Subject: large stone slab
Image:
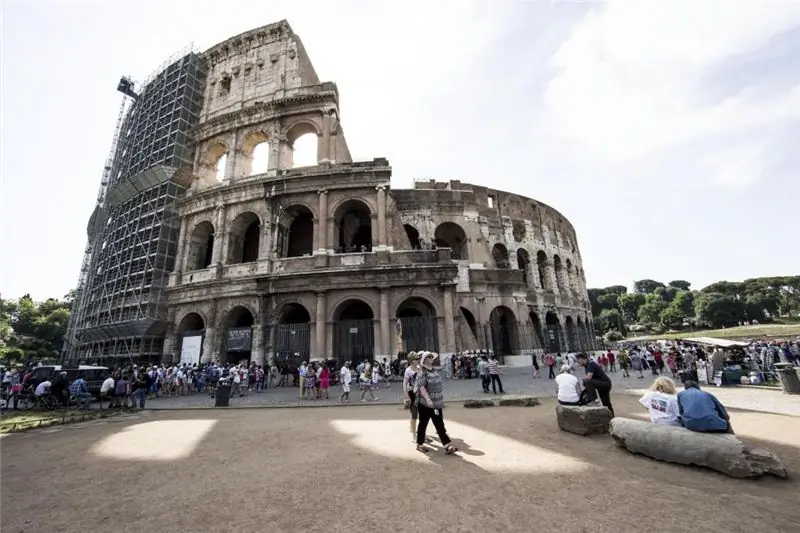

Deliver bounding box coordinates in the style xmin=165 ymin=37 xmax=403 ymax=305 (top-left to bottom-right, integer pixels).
xmin=609 ymin=417 xmax=787 ymax=479
xmin=497 ymin=395 xmax=540 ymax=407
xmin=556 ymin=404 xmax=612 ymax=435
xmin=463 ymin=399 xmax=495 ymax=408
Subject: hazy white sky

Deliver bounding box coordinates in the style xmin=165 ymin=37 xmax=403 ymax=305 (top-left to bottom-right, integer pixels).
xmin=2 ymin=0 xmax=799 ymax=300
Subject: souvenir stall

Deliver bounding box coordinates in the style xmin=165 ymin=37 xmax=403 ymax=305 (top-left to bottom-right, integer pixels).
xmin=684 ymin=337 xmax=751 ymax=386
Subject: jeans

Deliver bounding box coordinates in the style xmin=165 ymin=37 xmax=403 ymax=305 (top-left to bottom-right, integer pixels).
xmin=416 ymin=405 xmax=452 ymax=446
xmin=548 ymin=365 xmax=555 ymax=379
xmin=480 ymin=375 xmax=490 ymax=392
xmin=131 ymin=388 xmax=146 ymax=408
xmin=490 ymin=374 xmax=504 ymax=394
xmin=583 ymin=379 xmax=614 ymax=416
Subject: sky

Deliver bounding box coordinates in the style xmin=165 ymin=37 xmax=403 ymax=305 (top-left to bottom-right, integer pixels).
xmin=1 ymin=0 xmax=799 ymax=301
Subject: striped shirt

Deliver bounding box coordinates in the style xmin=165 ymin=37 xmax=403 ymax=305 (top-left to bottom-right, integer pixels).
xmin=414 ymin=369 xmax=445 ymax=409
xmin=488 ymin=360 xmax=499 ymax=375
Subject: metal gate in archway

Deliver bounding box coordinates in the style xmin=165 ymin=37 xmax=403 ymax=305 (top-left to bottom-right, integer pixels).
xmin=333 ymin=318 xmax=374 ymax=364
xmin=274 ymin=322 xmax=311 ymax=362
xmin=398 ymin=316 xmax=438 ymax=353
xmin=544 ymin=325 xmax=562 ymax=353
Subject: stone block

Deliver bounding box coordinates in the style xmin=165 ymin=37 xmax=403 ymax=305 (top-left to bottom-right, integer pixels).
xmin=497 ymin=395 xmax=540 ymax=407
xmin=463 ymin=398 xmax=495 ymax=408
xmin=609 ymin=417 xmax=787 ymax=479
xmin=556 ymin=404 xmax=612 ymax=435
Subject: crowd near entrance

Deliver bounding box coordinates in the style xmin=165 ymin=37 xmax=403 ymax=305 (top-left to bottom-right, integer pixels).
xmin=333 ymin=300 xmax=374 ymax=364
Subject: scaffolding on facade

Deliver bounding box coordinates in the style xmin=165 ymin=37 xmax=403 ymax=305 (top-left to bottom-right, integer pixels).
xmin=63 ymin=50 xmax=207 ymax=365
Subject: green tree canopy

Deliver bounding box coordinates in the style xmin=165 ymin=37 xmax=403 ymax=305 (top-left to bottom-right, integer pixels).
xmin=633 ymin=279 xmax=666 ymax=294
xmin=668 ymin=280 xmax=691 ymax=291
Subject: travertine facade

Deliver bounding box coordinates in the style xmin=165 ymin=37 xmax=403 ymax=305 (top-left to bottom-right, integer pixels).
xmin=164 ymin=21 xmax=594 ymax=367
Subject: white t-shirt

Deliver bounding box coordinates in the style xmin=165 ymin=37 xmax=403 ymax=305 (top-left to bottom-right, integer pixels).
xmin=404 ymin=366 xmax=418 ymax=392
xmin=35 ymin=381 xmax=51 ymax=396
xmin=638 ymin=391 xmax=681 ymax=426
xmin=555 ymin=373 xmax=580 ymax=403
xmin=340 ymin=366 xmax=351 ymax=385
xmin=100 ymin=377 xmax=115 ymax=394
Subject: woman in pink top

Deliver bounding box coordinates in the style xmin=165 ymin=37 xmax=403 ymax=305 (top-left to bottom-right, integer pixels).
xmin=318 ymin=365 xmax=330 ymax=399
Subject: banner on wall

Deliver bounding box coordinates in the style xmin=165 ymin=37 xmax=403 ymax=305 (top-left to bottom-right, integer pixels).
xmin=181 ymin=335 xmax=203 ymax=366
xmin=227 ymin=327 xmax=253 ymax=352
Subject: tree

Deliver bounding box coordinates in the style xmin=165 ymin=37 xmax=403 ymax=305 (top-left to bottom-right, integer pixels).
xmin=660 ymin=306 xmax=685 ymax=330
xmin=668 ymin=280 xmax=691 ymax=291
xmin=633 ymin=279 xmax=666 ymax=294
xmin=604 ymin=285 xmax=628 ymax=296
xmin=0 ymin=294 xmax=71 ymax=365
xmin=694 ymin=292 xmax=745 ymax=328
xmin=670 ymin=290 xmax=695 ymax=319
xmin=654 ymin=285 xmax=678 ymax=303
xmin=637 ymin=294 xmax=668 ymax=325
xmin=598 ymin=308 xmax=625 ymax=335
xmin=604 ymin=330 xmax=624 ymax=342
xmin=617 ymin=293 xmax=646 ymax=322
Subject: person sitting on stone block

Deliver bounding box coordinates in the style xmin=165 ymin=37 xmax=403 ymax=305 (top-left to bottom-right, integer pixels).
xmin=638 ymin=377 xmax=681 ymax=427
xmin=555 ymin=364 xmax=584 ymax=406
xmin=677 ymin=380 xmax=734 ymax=434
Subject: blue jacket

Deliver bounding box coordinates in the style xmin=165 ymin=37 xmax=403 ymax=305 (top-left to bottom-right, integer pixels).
xmin=677 ymin=387 xmax=729 ymax=432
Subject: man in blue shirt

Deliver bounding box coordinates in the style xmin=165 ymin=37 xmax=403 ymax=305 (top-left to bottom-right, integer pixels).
xmin=677 ymin=381 xmax=734 ymax=434
xmin=68 ymin=373 xmax=93 ymax=410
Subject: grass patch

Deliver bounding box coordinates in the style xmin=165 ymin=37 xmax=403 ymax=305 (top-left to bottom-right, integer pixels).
xmin=0 ymin=408 xmax=128 ymax=434
xmin=628 ymin=323 xmax=800 ymax=342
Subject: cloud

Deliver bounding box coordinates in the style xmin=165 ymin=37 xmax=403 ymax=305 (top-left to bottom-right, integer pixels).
xmin=542 ymin=0 xmax=800 ymax=187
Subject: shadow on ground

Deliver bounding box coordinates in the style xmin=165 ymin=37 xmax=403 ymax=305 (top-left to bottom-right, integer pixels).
xmin=1 ymin=396 xmax=797 ymax=533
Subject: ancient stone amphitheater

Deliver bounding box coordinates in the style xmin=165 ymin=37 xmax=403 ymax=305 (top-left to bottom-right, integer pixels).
xmin=165 ymin=21 xmax=595 ymax=367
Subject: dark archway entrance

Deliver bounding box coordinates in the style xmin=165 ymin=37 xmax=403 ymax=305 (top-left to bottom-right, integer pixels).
xmin=403 ymin=224 xmax=420 ymax=249
xmin=489 ymin=306 xmax=518 ymax=360
xmin=228 ymin=212 xmax=261 ymax=264
xmin=527 ymin=309 xmax=545 ymax=350
xmin=433 ymin=222 xmax=468 ymax=260
xmin=187 ymin=222 xmax=214 ymax=271
xmin=274 ymin=303 xmax=311 ymax=364
xmin=333 ymin=300 xmax=374 ymax=364
xmin=177 ymin=312 xmax=205 ymax=365
xmin=396 ymin=297 xmax=438 ymax=353
xmin=544 ymin=312 xmax=562 ymax=353
xmin=279 ymin=206 xmax=314 ymax=258
xmin=565 ymin=316 xmax=577 ymax=352
xmin=223 ymin=306 xmax=255 ymax=364
xmin=335 ymin=200 xmax=372 ymax=253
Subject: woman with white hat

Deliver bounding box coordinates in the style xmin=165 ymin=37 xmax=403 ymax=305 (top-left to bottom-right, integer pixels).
xmin=414 ymin=352 xmax=458 ymax=454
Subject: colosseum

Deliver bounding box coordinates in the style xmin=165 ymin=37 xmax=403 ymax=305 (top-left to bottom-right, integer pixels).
xmin=164 ymin=20 xmax=595 ymax=367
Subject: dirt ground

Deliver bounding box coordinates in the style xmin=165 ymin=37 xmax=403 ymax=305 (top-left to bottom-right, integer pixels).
xmin=1 ymin=396 xmax=798 ymax=533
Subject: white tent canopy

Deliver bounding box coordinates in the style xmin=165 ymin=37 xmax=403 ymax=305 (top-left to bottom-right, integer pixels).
xmin=682 ymin=337 xmax=750 ymax=348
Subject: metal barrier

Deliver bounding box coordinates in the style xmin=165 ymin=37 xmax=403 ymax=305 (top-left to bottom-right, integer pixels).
xmin=333 ymin=319 xmax=374 ymax=364
xmin=273 ymin=322 xmax=311 ymax=361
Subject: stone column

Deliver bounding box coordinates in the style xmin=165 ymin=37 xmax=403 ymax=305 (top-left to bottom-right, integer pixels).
xmin=319 ymin=112 xmax=331 ymax=163
xmin=251 ymin=325 xmax=264 ymax=366
xmin=315 ymin=291 xmax=326 ymax=359
xmin=442 ymin=286 xmax=456 ymax=355
xmin=547 ymin=260 xmax=559 ymax=294
xmin=202 ymin=304 xmax=219 ymax=363
xmin=379 ymin=289 xmax=390 ymax=359
xmin=327 ymin=215 xmax=336 ymax=252
xmin=376 ymin=185 xmax=387 ymax=248
xmin=212 ymin=206 xmax=226 ymax=264
xmin=259 ymin=206 xmax=272 ymax=261
xmin=174 ymin=216 xmax=188 ymax=274
xmin=317 ymin=189 xmax=328 ymax=253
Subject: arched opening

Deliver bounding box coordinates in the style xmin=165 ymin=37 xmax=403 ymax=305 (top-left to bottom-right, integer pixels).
xmin=251 ymin=143 xmax=270 ymax=175
xmin=433 ymin=222 xmax=468 ymax=260
xmin=553 ymin=255 xmax=565 ymax=291
xmin=544 ymin=312 xmax=562 ymax=353
xmin=528 ymin=309 xmax=545 ymax=350
xmin=565 ymin=258 xmax=575 ymax=292
xmin=492 ymin=243 xmax=510 ymax=268
xmin=227 ymin=212 xmax=261 ymax=264
xmin=404 ymin=224 xmax=420 ymax=249
xmin=177 ymin=312 xmax=205 ymax=366
xmin=576 ymin=317 xmax=587 ymax=351
xmin=517 ymin=248 xmax=531 ymax=287
xmin=222 ymin=306 xmax=255 ymax=364
xmin=489 ymin=306 xmax=518 ymax=359
xmin=565 ymin=315 xmax=577 ymax=352
xmin=333 ymin=299 xmax=375 ymax=364
xmin=277 ymin=205 xmax=314 ymax=258
xmin=282 ymin=122 xmax=319 ymax=169
xmin=239 ymin=131 xmax=270 ymax=176
xmin=396 ymin=297 xmax=439 ymax=353
xmin=202 ymin=143 xmax=228 ymax=183
xmin=274 ymin=303 xmax=311 ymax=363
xmin=459 ymin=307 xmax=478 ymax=339
xmin=536 ymin=251 xmax=549 ymax=291
xmin=186 ymin=221 xmax=215 ymax=271
xmin=335 ymin=200 xmax=372 ymax=253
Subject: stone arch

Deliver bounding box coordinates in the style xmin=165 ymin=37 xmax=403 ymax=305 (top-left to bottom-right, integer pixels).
xmin=200 ymin=142 xmax=229 ymax=182
xmin=221 ymin=305 xmax=255 ymax=364
xmin=332 ymin=298 xmax=375 ymax=363
xmin=489 ymin=305 xmax=518 ymax=357
xmin=396 ymin=296 xmax=439 ymax=353
xmin=433 ymin=222 xmax=468 ymax=260
xmin=527 ymin=308 xmax=545 ymax=350
xmin=564 ymin=315 xmax=577 ymax=352
xmin=553 ymin=254 xmax=565 ymax=291
xmin=458 ymin=306 xmax=479 ymax=349
xmin=186 ymin=220 xmax=215 ymax=271
xmin=403 ymin=224 xmax=420 ymax=249
xmin=576 ymin=316 xmax=588 ymax=351
xmin=274 ymin=302 xmax=311 ymax=361
xmin=492 ymin=243 xmax=510 ymax=268
xmin=238 ymin=130 xmax=270 ymax=176
xmin=544 ymin=311 xmax=562 ymax=353
xmin=334 ymin=199 xmax=372 ymax=252
xmin=176 ymin=311 xmax=206 ymax=334
xmin=283 ymin=120 xmax=321 ymax=168
xmin=517 ymin=248 xmax=532 ymax=287
xmin=565 ymin=258 xmax=575 ymax=292
xmin=536 ymin=250 xmax=550 ymax=291
xmin=277 ymin=204 xmax=315 ymax=258
xmin=227 ymin=211 xmax=261 ymax=264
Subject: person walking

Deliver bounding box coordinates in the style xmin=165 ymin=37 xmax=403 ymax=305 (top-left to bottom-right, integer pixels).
xmin=545 ymin=353 xmax=557 ymax=379
xmin=477 ymin=355 xmax=490 ymax=393
xmin=403 ymin=352 xmax=421 ymax=441
xmin=488 ymin=354 xmax=504 ymax=394
xmin=339 ymin=361 xmax=352 ymax=403
xmin=414 ymin=352 xmax=458 ymax=455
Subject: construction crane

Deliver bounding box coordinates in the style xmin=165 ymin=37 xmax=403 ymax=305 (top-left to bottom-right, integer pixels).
xmin=61 ymin=78 xmax=137 ymax=362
